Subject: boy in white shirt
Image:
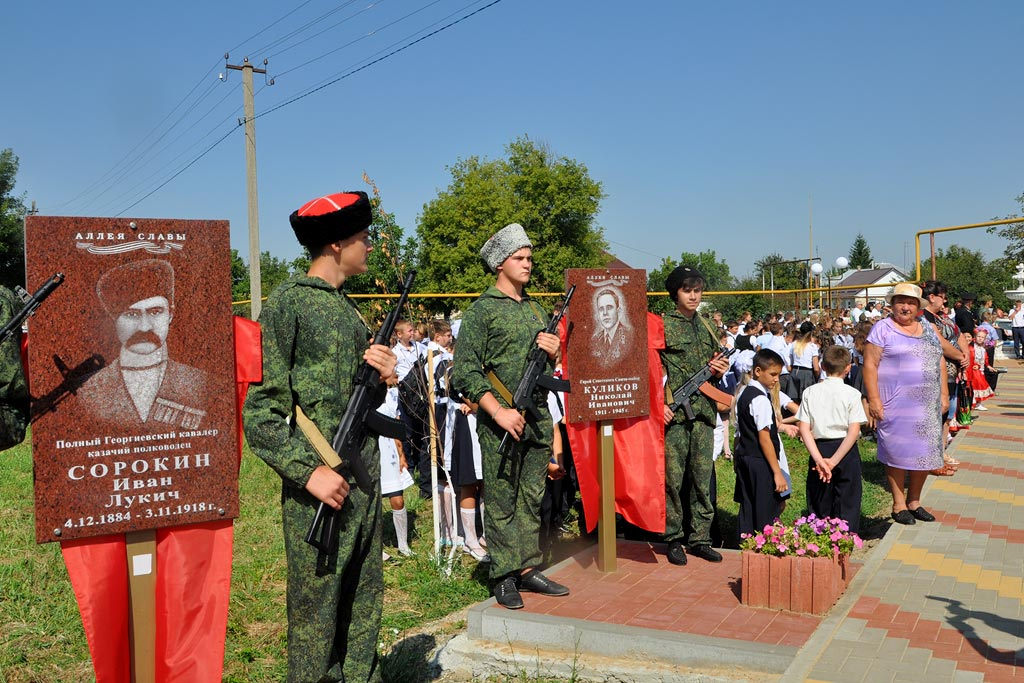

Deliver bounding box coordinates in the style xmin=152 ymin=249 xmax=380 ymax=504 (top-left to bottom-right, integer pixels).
xmin=797 ymin=346 xmax=867 ymax=533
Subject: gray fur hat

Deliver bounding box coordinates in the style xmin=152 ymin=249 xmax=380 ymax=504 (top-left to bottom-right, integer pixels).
xmin=479 ymin=223 xmax=533 ymax=273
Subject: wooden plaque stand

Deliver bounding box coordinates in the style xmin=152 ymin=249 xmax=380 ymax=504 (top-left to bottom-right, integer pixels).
xmin=126 ymin=529 xmax=157 ymax=683
xmin=596 ymin=420 xmax=616 ymax=573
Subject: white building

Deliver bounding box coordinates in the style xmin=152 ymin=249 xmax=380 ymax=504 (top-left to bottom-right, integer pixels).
xmin=832 ymin=265 xmax=910 ymax=310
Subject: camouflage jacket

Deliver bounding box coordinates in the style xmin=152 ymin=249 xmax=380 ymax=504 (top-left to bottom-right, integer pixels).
xmin=243 ymin=275 xmax=379 ymax=489
xmin=452 ymin=285 xmax=552 ymax=441
xmin=0 ymin=286 xmax=28 ymax=451
xmin=661 ymin=310 xmax=719 ymax=427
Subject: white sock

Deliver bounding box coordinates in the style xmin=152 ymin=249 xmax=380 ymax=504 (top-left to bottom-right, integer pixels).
xmin=392 ymin=508 xmax=411 ymax=555
xmin=460 ymin=507 xmax=481 ymax=550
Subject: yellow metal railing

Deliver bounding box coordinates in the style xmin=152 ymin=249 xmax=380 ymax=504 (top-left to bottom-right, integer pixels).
xmin=915 ymin=217 xmax=1020 ymax=281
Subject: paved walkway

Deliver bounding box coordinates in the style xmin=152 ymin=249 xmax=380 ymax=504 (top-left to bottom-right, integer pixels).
xmin=784 ymin=368 xmax=1024 ymax=683
xmin=440 ymin=369 xmax=1024 ymax=682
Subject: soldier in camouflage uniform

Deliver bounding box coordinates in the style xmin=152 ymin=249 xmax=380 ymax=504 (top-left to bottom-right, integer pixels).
xmin=243 ymin=191 xmax=397 ymax=683
xmin=0 ymin=286 xmax=29 ymax=451
xmin=452 ymin=223 xmax=570 ymax=610
xmin=660 ymin=266 xmax=730 ymax=566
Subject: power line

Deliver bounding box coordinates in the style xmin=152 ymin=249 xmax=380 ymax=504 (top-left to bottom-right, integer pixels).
xmin=62 ymin=1 xmax=332 ymax=212
xmin=606 ymin=239 xmax=668 ymax=262
xmin=267 ymin=1 xmax=389 ymax=63
xmin=227 ymin=0 xmax=316 ymax=54
xmin=97 ymin=84 xmax=248 ymax=216
xmin=272 ymin=0 xmax=441 ymax=80
xmin=257 ymin=0 xmax=505 ymax=121
xmin=114 ymin=126 xmax=239 ymax=217
xmin=248 ymin=0 xmax=363 ymax=57
xmin=55 ymin=57 xmax=224 ymax=210
xmin=74 ymin=77 xmax=227 ymax=214
xmin=108 ymin=0 xmax=506 ymax=215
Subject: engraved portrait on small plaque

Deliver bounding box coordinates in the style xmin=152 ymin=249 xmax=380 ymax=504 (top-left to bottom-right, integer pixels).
xmin=565 ymin=269 xmax=650 ymax=423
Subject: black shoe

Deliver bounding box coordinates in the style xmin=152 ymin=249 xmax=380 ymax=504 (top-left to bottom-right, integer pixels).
xmin=518 ymin=570 xmax=569 ymax=596
xmin=667 ymin=541 xmax=688 ymax=565
xmin=891 ymin=510 xmax=916 ymax=525
xmin=909 ymin=506 xmax=936 ymax=522
xmin=494 ymin=576 xmax=524 ymax=609
xmin=688 ymin=544 xmax=723 ymax=563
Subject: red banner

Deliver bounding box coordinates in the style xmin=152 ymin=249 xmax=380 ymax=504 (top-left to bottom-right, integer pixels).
xmin=565 ymin=312 xmax=666 ymax=533
xmin=59 ymin=316 xmax=260 ymax=682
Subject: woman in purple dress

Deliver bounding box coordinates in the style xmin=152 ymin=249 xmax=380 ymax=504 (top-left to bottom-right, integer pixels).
xmin=863 ymin=283 xmax=947 ymax=525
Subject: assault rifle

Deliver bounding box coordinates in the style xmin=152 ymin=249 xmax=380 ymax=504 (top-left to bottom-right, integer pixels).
xmin=305 ymin=272 xmax=415 ymax=555
xmin=496 ymin=284 xmax=576 ymax=457
xmin=0 ymin=273 xmax=65 ymax=346
xmin=668 ymin=347 xmax=738 ymax=421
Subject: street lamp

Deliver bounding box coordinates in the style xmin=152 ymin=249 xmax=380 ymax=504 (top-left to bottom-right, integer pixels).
xmin=813 ymin=257 xmax=850 ymax=311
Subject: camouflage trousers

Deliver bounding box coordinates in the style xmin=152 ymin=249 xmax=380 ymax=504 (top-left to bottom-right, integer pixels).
xmin=663 ymin=419 xmax=715 ymax=546
xmin=281 ymin=482 xmax=383 ymax=683
xmin=478 ymin=422 xmax=551 ymax=581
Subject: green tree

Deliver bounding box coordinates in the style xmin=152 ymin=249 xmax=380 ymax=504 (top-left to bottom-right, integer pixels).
xmin=755 ymin=253 xmax=806 ymax=292
xmin=989 ymin=190 xmax=1024 ymax=263
xmin=647 ymin=250 xmax=733 ymax=314
xmin=847 ymin=233 xmax=872 ymax=269
xmin=919 ymin=244 xmax=1014 ymax=311
xmin=230 ymin=250 xmax=297 ymax=318
xmin=0 ymin=149 xmax=27 ymax=289
xmin=416 ymin=136 xmax=608 ymax=313
xmin=341 ymin=177 xmax=419 ymax=325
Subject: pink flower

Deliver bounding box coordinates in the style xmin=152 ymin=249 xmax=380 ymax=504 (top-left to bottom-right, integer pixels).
xmin=778 ymin=544 xmax=788 ymax=553
xmin=807 ymin=543 xmax=819 ymax=554
xmin=795 ymin=548 xmax=806 ymax=556
xmin=854 ymin=536 xmax=864 ymax=549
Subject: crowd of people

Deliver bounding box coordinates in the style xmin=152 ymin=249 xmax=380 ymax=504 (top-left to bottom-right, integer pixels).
xmin=3 ymin=191 xmax=1018 ymax=682
xmin=239 ymin=192 xmax=1016 ymax=680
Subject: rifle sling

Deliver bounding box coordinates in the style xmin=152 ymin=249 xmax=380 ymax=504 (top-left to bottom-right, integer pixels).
xmin=294 ymin=405 xmax=343 ymax=469
xmin=486 ymin=370 xmax=515 ymax=407
xmin=484 ymin=296 xmax=550 ymax=409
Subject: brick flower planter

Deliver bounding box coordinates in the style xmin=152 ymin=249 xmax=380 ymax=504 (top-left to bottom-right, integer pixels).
xmin=740 ymin=551 xmax=848 ymax=615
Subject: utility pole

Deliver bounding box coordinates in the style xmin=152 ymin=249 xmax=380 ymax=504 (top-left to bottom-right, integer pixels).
xmin=225 ymin=55 xmax=269 ymax=320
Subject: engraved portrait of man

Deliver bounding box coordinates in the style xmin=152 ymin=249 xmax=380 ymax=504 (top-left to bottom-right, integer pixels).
xmin=591 ymin=286 xmax=633 ymax=369
xmin=77 ymin=259 xmax=208 ymax=429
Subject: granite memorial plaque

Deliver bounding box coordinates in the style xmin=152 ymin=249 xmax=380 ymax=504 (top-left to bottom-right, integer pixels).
xmin=24 ymin=216 xmax=238 ymax=543
xmin=564 ymin=269 xmax=650 ymax=423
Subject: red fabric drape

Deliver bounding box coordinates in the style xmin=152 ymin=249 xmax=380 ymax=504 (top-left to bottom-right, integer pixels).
xmin=59 ymin=316 xmax=261 ymax=682
xmin=564 ymin=312 xmax=667 ymax=533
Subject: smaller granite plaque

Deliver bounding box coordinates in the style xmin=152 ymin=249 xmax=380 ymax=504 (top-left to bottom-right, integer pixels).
xmin=24 ymin=216 xmax=238 ymax=543
xmin=565 ymin=269 xmax=650 ymax=423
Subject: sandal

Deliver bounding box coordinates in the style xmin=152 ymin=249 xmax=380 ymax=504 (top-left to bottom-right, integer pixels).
xmin=929 ymin=464 xmax=956 ymax=476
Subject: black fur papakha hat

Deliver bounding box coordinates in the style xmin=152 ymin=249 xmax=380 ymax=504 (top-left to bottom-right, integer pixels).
xmin=479 ymin=223 xmax=533 ymax=273
xmin=289 ymin=191 xmax=372 ymax=249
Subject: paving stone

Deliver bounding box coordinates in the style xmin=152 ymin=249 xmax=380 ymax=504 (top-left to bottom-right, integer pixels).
xmin=951 ymin=669 xmax=985 ymax=683
xmin=924 ymin=656 xmax=958 ymax=680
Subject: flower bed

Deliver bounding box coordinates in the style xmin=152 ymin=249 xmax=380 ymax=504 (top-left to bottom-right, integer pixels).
xmin=739 ymin=515 xmax=862 ymax=615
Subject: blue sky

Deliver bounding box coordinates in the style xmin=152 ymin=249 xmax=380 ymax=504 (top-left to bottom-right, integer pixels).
xmin=5 ymin=1 xmax=1022 ymax=283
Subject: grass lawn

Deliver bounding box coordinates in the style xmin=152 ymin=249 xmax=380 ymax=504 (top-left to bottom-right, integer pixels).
xmin=1 ymin=430 xmax=891 ymax=682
